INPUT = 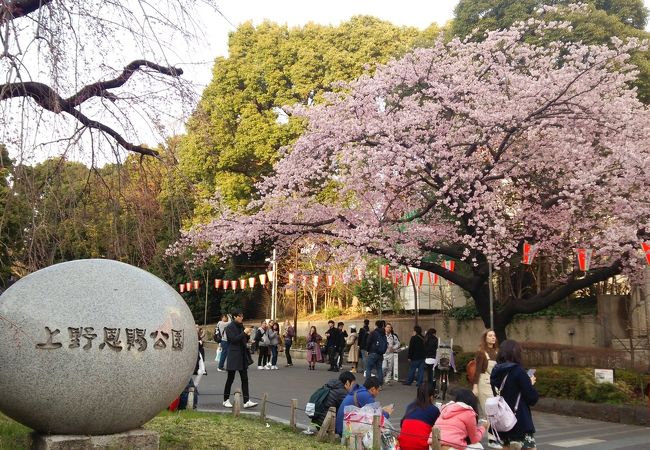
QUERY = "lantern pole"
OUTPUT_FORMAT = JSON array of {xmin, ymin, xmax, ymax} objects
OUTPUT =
[{"xmin": 204, "ymin": 270, "xmax": 209, "ymax": 326}]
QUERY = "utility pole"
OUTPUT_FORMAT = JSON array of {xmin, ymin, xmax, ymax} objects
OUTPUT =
[
  {"xmin": 271, "ymin": 249, "xmax": 278, "ymax": 321},
  {"xmin": 293, "ymin": 247, "xmax": 298, "ymax": 333},
  {"xmin": 203, "ymin": 270, "xmax": 209, "ymax": 326}
]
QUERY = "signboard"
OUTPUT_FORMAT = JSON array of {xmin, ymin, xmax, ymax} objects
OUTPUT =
[{"xmin": 594, "ymin": 368, "xmax": 614, "ymax": 384}]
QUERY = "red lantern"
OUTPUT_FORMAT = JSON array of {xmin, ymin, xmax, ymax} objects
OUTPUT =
[
  {"xmin": 355, "ymin": 267, "xmax": 363, "ymax": 281},
  {"xmin": 326, "ymin": 274, "xmax": 334, "ymax": 287},
  {"xmin": 428, "ymin": 272, "xmax": 439, "ymax": 285},
  {"xmin": 522, "ymin": 242, "xmax": 540, "ymax": 265},
  {"xmin": 576, "ymin": 248, "xmax": 593, "ymax": 271},
  {"xmin": 223, "ymin": 280, "xmax": 230, "ymax": 290},
  {"xmin": 239, "ymin": 279, "xmax": 246, "ymax": 289},
  {"xmin": 231, "ymin": 280, "xmax": 237, "ymax": 291},
  {"xmin": 418, "ymin": 272, "xmax": 424, "ymax": 288},
  {"xmin": 214, "ymin": 279, "xmax": 222, "ymax": 289},
  {"xmin": 404, "ymin": 273, "xmax": 411, "ymax": 287}
]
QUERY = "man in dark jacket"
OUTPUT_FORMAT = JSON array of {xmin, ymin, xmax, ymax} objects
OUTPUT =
[
  {"xmin": 324, "ymin": 320, "xmax": 341, "ymax": 372},
  {"xmin": 336, "ymin": 322, "xmax": 347, "ymax": 369},
  {"xmin": 223, "ymin": 309, "xmax": 258, "ymax": 409},
  {"xmin": 404, "ymin": 325, "xmax": 426, "ymax": 386},
  {"xmin": 358, "ymin": 319, "xmax": 370, "ymax": 368},
  {"xmin": 312, "ymin": 371, "xmax": 356, "ymax": 427},
  {"xmin": 364, "ymin": 320, "xmax": 387, "ymax": 385}
]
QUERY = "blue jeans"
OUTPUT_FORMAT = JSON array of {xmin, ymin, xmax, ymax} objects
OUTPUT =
[
  {"xmin": 406, "ymin": 359, "xmax": 425, "ymax": 386},
  {"xmin": 365, "ymin": 352, "xmax": 384, "ymax": 385},
  {"xmin": 218, "ymin": 341, "xmax": 229, "ymax": 370},
  {"xmin": 271, "ymin": 345, "xmax": 278, "ymax": 366}
]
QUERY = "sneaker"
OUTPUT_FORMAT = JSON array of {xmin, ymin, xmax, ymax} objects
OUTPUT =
[
  {"xmin": 265, "ymin": 363, "xmax": 272, "ymax": 369},
  {"xmin": 271, "ymin": 365, "xmax": 279, "ymax": 370},
  {"xmin": 223, "ymin": 399, "xmax": 233, "ymax": 408},
  {"xmin": 285, "ymin": 364, "xmax": 293, "ymax": 367},
  {"xmin": 488, "ymin": 440, "xmax": 503, "ymax": 449},
  {"xmin": 257, "ymin": 366, "xmax": 264, "ymax": 370},
  {"xmin": 243, "ymin": 400, "xmax": 258, "ymax": 408},
  {"xmin": 264, "ymin": 365, "xmax": 271, "ymax": 370},
  {"xmin": 217, "ymin": 368, "xmax": 225, "ymax": 372}
]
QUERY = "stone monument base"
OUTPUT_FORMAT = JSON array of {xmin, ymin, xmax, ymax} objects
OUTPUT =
[{"xmin": 31, "ymin": 429, "xmax": 159, "ymax": 450}]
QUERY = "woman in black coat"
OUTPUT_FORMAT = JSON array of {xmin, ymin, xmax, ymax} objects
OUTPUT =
[
  {"xmin": 223, "ymin": 310, "xmax": 258, "ymax": 409},
  {"xmin": 490, "ymin": 339, "xmax": 539, "ymax": 450}
]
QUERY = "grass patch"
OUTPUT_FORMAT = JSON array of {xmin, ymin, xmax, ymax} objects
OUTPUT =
[
  {"xmin": 0, "ymin": 411, "xmax": 341, "ymax": 450},
  {"xmin": 0, "ymin": 414, "xmax": 31, "ymax": 450},
  {"xmin": 145, "ymin": 410, "xmax": 341, "ymax": 449}
]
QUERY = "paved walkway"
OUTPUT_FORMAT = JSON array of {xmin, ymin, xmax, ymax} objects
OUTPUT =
[{"xmin": 196, "ymin": 348, "xmax": 650, "ymax": 449}]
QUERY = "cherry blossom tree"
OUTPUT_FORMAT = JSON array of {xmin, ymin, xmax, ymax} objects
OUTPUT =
[{"xmin": 174, "ymin": 18, "xmax": 650, "ymax": 340}]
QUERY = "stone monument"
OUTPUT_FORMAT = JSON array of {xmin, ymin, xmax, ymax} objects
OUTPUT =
[{"xmin": 0, "ymin": 259, "xmax": 198, "ymax": 449}]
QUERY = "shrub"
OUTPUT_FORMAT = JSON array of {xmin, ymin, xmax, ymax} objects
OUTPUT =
[
  {"xmin": 323, "ymin": 307, "xmax": 343, "ymax": 319},
  {"xmin": 534, "ymin": 366, "xmax": 636, "ymax": 404},
  {"xmin": 294, "ymin": 336, "xmax": 307, "ymax": 349}
]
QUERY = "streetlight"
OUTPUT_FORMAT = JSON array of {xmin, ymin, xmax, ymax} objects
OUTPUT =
[{"xmin": 266, "ymin": 250, "xmax": 278, "ymax": 320}]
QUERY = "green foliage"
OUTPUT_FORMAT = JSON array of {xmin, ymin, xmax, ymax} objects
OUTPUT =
[
  {"xmin": 323, "ymin": 307, "xmax": 343, "ymax": 319},
  {"xmin": 0, "ymin": 413, "xmax": 30, "ymax": 449},
  {"xmin": 451, "ymin": 0, "xmax": 650, "ymax": 102},
  {"xmin": 179, "ymin": 17, "xmax": 433, "ymax": 213},
  {"xmin": 534, "ymin": 366, "xmax": 645, "ymax": 404},
  {"xmin": 352, "ymin": 261, "xmax": 396, "ymax": 312},
  {"xmin": 447, "ymin": 302, "xmax": 481, "ymax": 321}
]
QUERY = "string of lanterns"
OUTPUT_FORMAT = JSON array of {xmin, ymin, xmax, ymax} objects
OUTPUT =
[{"xmin": 177, "ymin": 243, "xmax": 650, "ymax": 293}]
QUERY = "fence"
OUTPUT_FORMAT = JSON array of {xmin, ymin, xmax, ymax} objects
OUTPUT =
[{"xmin": 177, "ymin": 388, "xmax": 508, "ymax": 450}]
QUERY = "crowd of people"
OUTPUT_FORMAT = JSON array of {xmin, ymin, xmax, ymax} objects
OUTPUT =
[{"xmin": 192, "ymin": 313, "xmax": 539, "ymax": 450}]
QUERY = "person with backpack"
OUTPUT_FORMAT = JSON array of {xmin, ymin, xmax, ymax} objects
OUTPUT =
[
  {"xmin": 364, "ymin": 320, "xmax": 388, "ymax": 386},
  {"xmin": 324, "ymin": 320, "xmax": 341, "ymax": 372},
  {"xmin": 383, "ymin": 323, "xmax": 400, "ymax": 385},
  {"xmin": 434, "ymin": 388, "xmax": 488, "ymax": 450},
  {"xmin": 489, "ymin": 339, "xmax": 538, "ymax": 450},
  {"xmin": 335, "ymin": 376, "xmax": 393, "ymax": 436},
  {"xmin": 398, "ymin": 383, "xmax": 440, "ymax": 450},
  {"xmin": 358, "ymin": 319, "xmax": 370, "ymax": 368},
  {"xmin": 424, "ymin": 328, "xmax": 439, "ymax": 391},
  {"xmin": 216, "ymin": 314, "xmax": 231, "ymax": 372},
  {"xmin": 404, "ymin": 325, "xmax": 426, "ymax": 387},
  {"xmin": 255, "ymin": 320, "xmax": 270, "ymax": 369},
  {"xmin": 472, "ymin": 329, "xmax": 501, "ymax": 448},
  {"xmin": 307, "ymin": 371, "xmax": 356, "ymax": 429}
]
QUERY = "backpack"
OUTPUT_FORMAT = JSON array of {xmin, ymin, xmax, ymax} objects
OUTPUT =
[
  {"xmin": 485, "ymin": 374, "xmax": 521, "ymax": 433},
  {"xmin": 466, "ymin": 359, "xmax": 476, "ymax": 384},
  {"xmin": 305, "ymin": 385, "xmax": 332, "ymax": 418},
  {"xmin": 214, "ymin": 327, "xmax": 222, "ymax": 343},
  {"xmin": 370, "ymin": 331, "xmax": 388, "ymax": 355}
]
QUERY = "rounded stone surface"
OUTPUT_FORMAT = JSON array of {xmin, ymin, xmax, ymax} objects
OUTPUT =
[{"xmin": 0, "ymin": 259, "xmax": 198, "ymax": 435}]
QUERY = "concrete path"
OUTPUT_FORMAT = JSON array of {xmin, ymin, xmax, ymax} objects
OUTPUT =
[{"xmin": 196, "ymin": 348, "xmax": 650, "ymax": 449}]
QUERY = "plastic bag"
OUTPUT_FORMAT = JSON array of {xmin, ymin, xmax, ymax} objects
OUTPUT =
[
  {"xmin": 343, "ymin": 402, "xmax": 384, "ymax": 436},
  {"xmin": 360, "ymin": 418, "xmax": 397, "ymax": 450},
  {"xmin": 215, "ymin": 346, "xmax": 222, "ymax": 362},
  {"xmin": 198, "ymin": 353, "xmax": 206, "ymax": 375}
]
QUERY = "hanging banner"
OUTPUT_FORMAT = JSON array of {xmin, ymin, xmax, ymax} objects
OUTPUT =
[
  {"xmin": 418, "ymin": 272, "xmax": 424, "ymax": 288},
  {"xmin": 223, "ymin": 280, "xmax": 230, "ymax": 290},
  {"xmin": 443, "ymin": 261, "xmax": 455, "ymax": 272},
  {"xmin": 642, "ymin": 242, "xmax": 650, "ymax": 265},
  {"xmin": 259, "ymin": 273, "xmax": 267, "ymax": 286},
  {"xmin": 326, "ymin": 274, "xmax": 334, "ymax": 287},
  {"xmin": 248, "ymin": 277, "xmax": 256, "ymax": 289},
  {"xmin": 214, "ymin": 279, "xmax": 222, "ymax": 289},
  {"xmin": 313, "ymin": 275, "xmax": 319, "ymax": 288},
  {"xmin": 193, "ymin": 280, "xmax": 200, "ymax": 290},
  {"xmin": 576, "ymin": 248, "xmax": 593, "ymax": 271},
  {"xmin": 522, "ymin": 242, "xmax": 540, "ymax": 265},
  {"xmin": 179, "ymin": 283, "xmax": 185, "ymax": 293},
  {"xmin": 427, "ymin": 272, "xmax": 439, "ymax": 285},
  {"xmin": 267, "ymin": 271, "xmax": 274, "ymax": 283},
  {"xmin": 185, "ymin": 282, "xmax": 192, "ymax": 292}
]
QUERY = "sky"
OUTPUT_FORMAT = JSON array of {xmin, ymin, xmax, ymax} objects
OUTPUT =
[{"xmin": 186, "ymin": 0, "xmax": 459, "ymax": 90}]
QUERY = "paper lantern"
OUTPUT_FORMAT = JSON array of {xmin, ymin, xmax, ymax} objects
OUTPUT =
[
  {"xmin": 576, "ymin": 248, "xmax": 593, "ymax": 271},
  {"xmin": 214, "ymin": 279, "xmax": 222, "ymax": 289},
  {"xmin": 239, "ymin": 279, "xmax": 246, "ymax": 289},
  {"xmin": 326, "ymin": 274, "xmax": 334, "ymax": 287},
  {"xmin": 259, "ymin": 274, "xmax": 267, "ymax": 286},
  {"xmin": 248, "ymin": 277, "xmax": 255, "ymax": 288},
  {"xmin": 179, "ymin": 283, "xmax": 185, "ymax": 293},
  {"xmin": 642, "ymin": 242, "xmax": 650, "ymax": 265},
  {"xmin": 313, "ymin": 275, "xmax": 319, "ymax": 288},
  {"xmin": 522, "ymin": 242, "xmax": 540, "ymax": 265},
  {"xmin": 185, "ymin": 282, "xmax": 192, "ymax": 292},
  {"xmin": 193, "ymin": 280, "xmax": 200, "ymax": 289}
]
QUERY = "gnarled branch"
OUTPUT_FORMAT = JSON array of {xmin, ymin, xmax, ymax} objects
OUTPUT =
[{"xmin": 0, "ymin": 60, "xmax": 184, "ymax": 157}]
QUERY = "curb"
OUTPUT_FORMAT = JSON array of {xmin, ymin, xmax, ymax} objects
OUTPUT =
[{"xmin": 533, "ymin": 397, "xmax": 649, "ymax": 426}]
